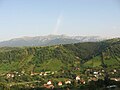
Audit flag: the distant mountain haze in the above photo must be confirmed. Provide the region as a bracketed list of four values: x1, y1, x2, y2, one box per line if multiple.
[0, 35, 106, 47]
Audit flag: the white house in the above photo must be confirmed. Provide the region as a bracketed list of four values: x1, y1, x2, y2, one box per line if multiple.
[58, 82, 63, 86]
[65, 80, 71, 84]
[76, 76, 80, 81]
[47, 80, 52, 85]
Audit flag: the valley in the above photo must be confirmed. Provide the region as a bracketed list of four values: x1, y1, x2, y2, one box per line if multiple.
[0, 38, 120, 90]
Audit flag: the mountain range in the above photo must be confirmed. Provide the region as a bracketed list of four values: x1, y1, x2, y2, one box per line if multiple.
[0, 35, 106, 47]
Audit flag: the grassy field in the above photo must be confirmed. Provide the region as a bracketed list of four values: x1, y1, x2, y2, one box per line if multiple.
[34, 59, 64, 72]
[84, 56, 102, 68]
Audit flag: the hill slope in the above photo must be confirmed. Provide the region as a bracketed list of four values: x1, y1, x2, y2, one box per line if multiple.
[0, 38, 120, 74]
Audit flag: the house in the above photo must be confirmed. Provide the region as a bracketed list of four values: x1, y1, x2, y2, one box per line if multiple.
[51, 72, 55, 74]
[30, 72, 39, 76]
[45, 71, 51, 74]
[39, 72, 44, 76]
[99, 73, 102, 76]
[11, 74, 13, 77]
[30, 72, 34, 76]
[44, 80, 54, 89]
[111, 72, 115, 74]
[47, 80, 52, 85]
[58, 81, 63, 86]
[113, 69, 117, 73]
[7, 74, 11, 78]
[102, 70, 104, 72]
[110, 78, 120, 81]
[65, 80, 71, 84]
[6, 73, 15, 78]
[44, 73, 47, 76]
[93, 71, 98, 75]
[18, 74, 21, 77]
[76, 76, 80, 81]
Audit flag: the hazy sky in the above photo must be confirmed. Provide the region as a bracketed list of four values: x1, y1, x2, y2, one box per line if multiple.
[0, 0, 120, 41]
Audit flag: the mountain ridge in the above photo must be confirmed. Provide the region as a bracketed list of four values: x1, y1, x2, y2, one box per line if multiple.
[0, 35, 106, 47]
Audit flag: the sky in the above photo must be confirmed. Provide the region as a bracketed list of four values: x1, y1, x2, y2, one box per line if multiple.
[0, 0, 120, 41]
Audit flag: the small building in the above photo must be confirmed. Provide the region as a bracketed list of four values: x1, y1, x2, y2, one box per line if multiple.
[47, 80, 52, 85]
[6, 73, 15, 78]
[76, 76, 80, 81]
[51, 72, 55, 74]
[93, 71, 98, 75]
[113, 69, 117, 73]
[39, 72, 44, 76]
[44, 73, 47, 76]
[44, 80, 54, 89]
[111, 78, 120, 81]
[65, 80, 71, 84]
[7, 74, 11, 78]
[102, 70, 104, 72]
[58, 81, 63, 86]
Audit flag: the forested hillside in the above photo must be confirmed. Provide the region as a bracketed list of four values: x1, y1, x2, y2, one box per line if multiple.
[0, 38, 120, 74]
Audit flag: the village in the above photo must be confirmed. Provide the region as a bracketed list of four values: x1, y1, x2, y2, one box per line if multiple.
[0, 67, 119, 89]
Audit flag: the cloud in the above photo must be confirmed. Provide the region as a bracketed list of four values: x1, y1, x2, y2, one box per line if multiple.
[53, 13, 63, 35]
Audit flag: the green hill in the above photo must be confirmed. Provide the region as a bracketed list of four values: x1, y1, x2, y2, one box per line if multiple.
[0, 38, 120, 74]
